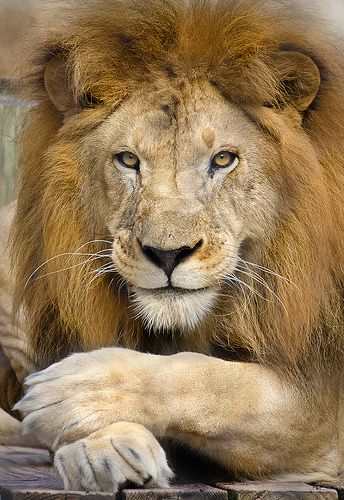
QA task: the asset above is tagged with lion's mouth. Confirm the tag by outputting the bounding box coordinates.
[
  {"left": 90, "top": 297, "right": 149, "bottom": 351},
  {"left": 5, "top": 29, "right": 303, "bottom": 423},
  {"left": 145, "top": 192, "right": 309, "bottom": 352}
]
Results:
[{"left": 134, "top": 284, "right": 211, "bottom": 294}]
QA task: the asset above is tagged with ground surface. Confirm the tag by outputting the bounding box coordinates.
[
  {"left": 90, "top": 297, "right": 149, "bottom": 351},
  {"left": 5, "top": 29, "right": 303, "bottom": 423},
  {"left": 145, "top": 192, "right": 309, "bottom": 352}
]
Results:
[{"left": 0, "top": 446, "right": 342, "bottom": 499}]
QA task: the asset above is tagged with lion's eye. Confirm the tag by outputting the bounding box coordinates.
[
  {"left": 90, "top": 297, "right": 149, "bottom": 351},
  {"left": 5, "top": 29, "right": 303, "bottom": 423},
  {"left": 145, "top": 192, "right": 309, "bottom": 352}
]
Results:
[
  {"left": 114, "top": 152, "right": 140, "bottom": 170},
  {"left": 211, "top": 151, "right": 239, "bottom": 171}
]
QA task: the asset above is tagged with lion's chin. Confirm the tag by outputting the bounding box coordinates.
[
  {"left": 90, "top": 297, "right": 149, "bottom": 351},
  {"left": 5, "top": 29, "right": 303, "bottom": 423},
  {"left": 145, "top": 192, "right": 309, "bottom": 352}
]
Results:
[{"left": 131, "top": 287, "right": 217, "bottom": 332}]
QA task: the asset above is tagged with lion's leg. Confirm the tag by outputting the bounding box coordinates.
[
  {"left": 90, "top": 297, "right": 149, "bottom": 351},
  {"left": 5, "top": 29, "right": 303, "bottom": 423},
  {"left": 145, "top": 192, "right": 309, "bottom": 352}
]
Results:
[
  {"left": 0, "top": 409, "right": 41, "bottom": 447},
  {"left": 159, "top": 353, "right": 339, "bottom": 483},
  {"left": 0, "top": 203, "right": 39, "bottom": 446},
  {"left": 16, "top": 349, "right": 340, "bottom": 484}
]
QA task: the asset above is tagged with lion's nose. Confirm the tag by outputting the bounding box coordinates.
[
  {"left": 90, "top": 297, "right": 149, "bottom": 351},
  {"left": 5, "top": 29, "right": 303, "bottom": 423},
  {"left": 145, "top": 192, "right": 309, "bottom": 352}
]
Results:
[{"left": 140, "top": 240, "right": 203, "bottom": 278}]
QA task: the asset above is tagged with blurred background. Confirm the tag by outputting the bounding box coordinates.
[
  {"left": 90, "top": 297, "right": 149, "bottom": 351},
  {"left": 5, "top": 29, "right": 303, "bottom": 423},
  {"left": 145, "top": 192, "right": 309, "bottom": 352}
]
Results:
[{"left": 0, "top": 0, "right": 38, "bottom": 209}]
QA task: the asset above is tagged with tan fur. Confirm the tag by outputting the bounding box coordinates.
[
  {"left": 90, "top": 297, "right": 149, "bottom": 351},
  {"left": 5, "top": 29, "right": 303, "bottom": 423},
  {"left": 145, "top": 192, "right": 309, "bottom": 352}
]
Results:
[
  {"left": 0, "top": 203, "right": 38, "bottom": 446},
  {"left": 2, "top": 0, "right": 344, "bottom": 488}
]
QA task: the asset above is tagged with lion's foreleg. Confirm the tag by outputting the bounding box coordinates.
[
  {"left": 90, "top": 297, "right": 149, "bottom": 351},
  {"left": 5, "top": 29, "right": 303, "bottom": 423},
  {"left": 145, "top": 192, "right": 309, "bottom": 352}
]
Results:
[
  {"left": 16, "top": 349, "right": 339, "bottom": 482},
  {"left": 160, "top": 353, "right": 338, "bottom": 481}
]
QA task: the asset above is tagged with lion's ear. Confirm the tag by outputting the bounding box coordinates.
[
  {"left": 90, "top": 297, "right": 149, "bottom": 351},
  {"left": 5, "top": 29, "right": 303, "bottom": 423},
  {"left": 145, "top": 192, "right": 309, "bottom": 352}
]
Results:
[
  {"left": 44, "top": 55, "right": 76, "bottom": 114},
  {"left": 275, "top": 51, "right": 321, "bottom": 111}
]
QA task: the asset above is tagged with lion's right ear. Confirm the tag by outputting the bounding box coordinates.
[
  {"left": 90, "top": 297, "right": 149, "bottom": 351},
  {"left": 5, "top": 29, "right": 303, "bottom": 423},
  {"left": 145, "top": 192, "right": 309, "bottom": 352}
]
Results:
[{"left": 44, "top": 55, "right": 76, "bottom": 114}]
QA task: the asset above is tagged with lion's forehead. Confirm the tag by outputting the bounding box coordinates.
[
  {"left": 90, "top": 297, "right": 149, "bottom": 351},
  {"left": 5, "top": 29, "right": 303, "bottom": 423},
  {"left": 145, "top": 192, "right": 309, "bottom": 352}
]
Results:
[{"left": 95, "top": 80, "right": 262, "bottom": 163}]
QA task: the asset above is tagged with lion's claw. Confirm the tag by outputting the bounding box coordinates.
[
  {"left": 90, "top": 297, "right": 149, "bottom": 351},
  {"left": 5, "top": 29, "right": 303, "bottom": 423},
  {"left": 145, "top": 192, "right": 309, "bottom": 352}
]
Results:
[{"left": 54, "top": 422, "right": 173, "bottom": 492}]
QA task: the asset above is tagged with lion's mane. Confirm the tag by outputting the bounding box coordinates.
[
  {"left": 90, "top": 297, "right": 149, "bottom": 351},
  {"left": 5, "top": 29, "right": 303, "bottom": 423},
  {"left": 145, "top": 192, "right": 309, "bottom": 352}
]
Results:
[{"left": 10, "top": 0, "right": 344, "bottom": 380}]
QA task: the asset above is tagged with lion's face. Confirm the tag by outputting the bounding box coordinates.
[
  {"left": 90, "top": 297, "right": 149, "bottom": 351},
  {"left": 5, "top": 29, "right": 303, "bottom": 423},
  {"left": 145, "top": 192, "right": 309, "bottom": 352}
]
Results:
[{"left": 80, "top": 80, "right": 280, "bottom": 331}]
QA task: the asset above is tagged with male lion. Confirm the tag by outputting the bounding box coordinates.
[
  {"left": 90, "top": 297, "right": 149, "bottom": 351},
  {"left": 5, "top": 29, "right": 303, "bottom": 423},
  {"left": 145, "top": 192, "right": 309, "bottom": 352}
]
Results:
[{"left": 1, "top": 0, "right": 344, "bottom": 492}]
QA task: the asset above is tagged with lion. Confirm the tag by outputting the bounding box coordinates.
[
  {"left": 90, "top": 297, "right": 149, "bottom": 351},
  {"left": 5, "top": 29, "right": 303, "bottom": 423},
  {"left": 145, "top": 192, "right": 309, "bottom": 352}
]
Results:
[{"left": 1, "top": 0, "right": 344, "bottom": 492}]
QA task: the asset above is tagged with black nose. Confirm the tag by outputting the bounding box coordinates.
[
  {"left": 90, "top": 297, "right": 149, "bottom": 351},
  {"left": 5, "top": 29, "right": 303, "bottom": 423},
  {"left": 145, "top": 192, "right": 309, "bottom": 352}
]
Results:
[{"left": 140, "top": 240, "right": 203, "bottom": 278}]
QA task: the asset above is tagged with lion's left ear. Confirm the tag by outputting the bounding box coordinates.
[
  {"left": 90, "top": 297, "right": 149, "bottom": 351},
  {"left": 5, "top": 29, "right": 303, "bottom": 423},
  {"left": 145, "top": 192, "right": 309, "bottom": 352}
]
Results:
[{"left": 275, "top": 51, "right": 321, "bottom": 111}]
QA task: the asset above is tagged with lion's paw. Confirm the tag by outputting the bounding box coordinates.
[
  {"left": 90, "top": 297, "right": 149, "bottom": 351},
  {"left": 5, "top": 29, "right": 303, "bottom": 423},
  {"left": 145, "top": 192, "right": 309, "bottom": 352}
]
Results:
[
  {"left": 54, "top": 422, "right": 173, "bottom": 493},
  {"left": 14, "top": 348, "right": 155, "bottom": 450}
]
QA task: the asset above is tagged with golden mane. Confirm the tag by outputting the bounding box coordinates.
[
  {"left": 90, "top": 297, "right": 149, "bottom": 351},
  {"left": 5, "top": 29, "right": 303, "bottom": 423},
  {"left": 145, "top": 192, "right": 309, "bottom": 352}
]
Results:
[{"left": 10, "top": 0, "right": 344, "bottom": 379}]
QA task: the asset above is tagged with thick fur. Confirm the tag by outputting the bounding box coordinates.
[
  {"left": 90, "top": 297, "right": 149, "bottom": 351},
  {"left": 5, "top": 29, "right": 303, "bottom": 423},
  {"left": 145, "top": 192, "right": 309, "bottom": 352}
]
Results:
[{"left": 3, "top": 0, "right": 344, "bottom": 489}]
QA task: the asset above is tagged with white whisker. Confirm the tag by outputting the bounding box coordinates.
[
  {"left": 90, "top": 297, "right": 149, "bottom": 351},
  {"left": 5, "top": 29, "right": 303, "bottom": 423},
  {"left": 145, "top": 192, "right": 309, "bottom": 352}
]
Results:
[
  {"left": 235, "top": 264, "right": 288, "bottom": 314},
  {"left": 32, "top": 254, "right": 113, "bottom": 282},
  {"left": 84, "top": 261, "right": 117, "bottom": 290},
  {"left": 224, "top": 272, "right": 268, "bottom": 302},
  {"left": 237, "top": 256, "right": 297, "bottom": 288},
  {"left": 25, "top": 238, "right": 113, "bottom": 287}
]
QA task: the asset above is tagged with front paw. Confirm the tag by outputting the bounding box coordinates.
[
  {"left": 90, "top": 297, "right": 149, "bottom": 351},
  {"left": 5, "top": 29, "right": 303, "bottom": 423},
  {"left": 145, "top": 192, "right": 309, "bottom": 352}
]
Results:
[
  {"left": 14, "top": 348, "right": 169, "bottom": 450},
  {"left": 14, "top": 348, "right": 158, "bottom": 449},
  {"left": 54, "top": 422, "right": 173, "bottom": 493}
]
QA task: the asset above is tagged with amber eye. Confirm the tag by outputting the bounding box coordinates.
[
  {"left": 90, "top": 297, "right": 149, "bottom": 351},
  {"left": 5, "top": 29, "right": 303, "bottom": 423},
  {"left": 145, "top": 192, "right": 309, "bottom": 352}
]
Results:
[
  {"left": 211, "top": 151, "right": 239, "bottom": 171},
  {"left": 114, "top": 151, "right": 140, "bottom": 170}
]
